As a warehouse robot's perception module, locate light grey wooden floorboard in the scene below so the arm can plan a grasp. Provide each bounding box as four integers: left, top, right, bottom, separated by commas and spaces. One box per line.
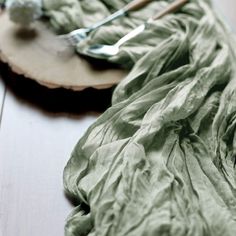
214, 0, 236, 31
0, 90, 97, 236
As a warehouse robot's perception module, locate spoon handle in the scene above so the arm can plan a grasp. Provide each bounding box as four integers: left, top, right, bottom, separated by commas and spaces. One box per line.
124, 0, 153, 12
150, 0, 188, 22
116, 24, 146, 47
116, 0, 188, 48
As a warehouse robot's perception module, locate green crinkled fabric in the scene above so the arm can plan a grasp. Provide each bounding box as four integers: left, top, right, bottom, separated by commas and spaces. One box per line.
44, 0, 236, 235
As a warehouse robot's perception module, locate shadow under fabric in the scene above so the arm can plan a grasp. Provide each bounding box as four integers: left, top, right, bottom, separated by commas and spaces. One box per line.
42, 0, 236, 235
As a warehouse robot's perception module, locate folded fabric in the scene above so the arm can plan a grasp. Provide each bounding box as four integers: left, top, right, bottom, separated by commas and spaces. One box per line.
55, 0, 236, 235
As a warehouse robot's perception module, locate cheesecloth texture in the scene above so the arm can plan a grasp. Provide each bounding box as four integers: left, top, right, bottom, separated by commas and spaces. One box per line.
43, 0, 236, 235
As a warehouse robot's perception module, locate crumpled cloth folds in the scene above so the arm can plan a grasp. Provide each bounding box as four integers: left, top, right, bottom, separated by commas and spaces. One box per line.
44, 0, 236, 235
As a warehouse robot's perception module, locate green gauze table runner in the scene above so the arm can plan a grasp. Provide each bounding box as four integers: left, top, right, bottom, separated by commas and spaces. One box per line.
43, 0, 236, 235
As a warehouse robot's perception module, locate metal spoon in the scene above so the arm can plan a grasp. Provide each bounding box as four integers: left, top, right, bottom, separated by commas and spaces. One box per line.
62, 0, 154, 46
85, 0, 188, 59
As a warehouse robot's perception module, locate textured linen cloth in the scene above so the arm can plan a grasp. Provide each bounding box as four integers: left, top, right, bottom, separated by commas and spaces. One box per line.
43, 0, 236, 235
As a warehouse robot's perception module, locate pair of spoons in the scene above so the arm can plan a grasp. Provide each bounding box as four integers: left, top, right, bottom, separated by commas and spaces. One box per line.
63, 0, 188, 59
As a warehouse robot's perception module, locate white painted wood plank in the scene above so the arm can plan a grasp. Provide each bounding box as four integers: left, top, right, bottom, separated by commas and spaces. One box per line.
214, 0, 236, 31
0, 90, 97, 236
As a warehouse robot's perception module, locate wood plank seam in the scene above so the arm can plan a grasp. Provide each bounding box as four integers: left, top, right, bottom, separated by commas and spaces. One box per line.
0, 82, 7, 130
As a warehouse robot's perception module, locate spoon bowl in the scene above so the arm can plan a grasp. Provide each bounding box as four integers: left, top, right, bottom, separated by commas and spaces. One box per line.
86, 44, 120, 59
85, 24, 147, 59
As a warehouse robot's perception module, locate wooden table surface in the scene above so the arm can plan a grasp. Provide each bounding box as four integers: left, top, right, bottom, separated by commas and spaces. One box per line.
0, 1, 235, 236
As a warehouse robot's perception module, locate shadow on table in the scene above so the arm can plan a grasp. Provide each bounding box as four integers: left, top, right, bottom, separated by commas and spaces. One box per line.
0, 62, 114, 115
